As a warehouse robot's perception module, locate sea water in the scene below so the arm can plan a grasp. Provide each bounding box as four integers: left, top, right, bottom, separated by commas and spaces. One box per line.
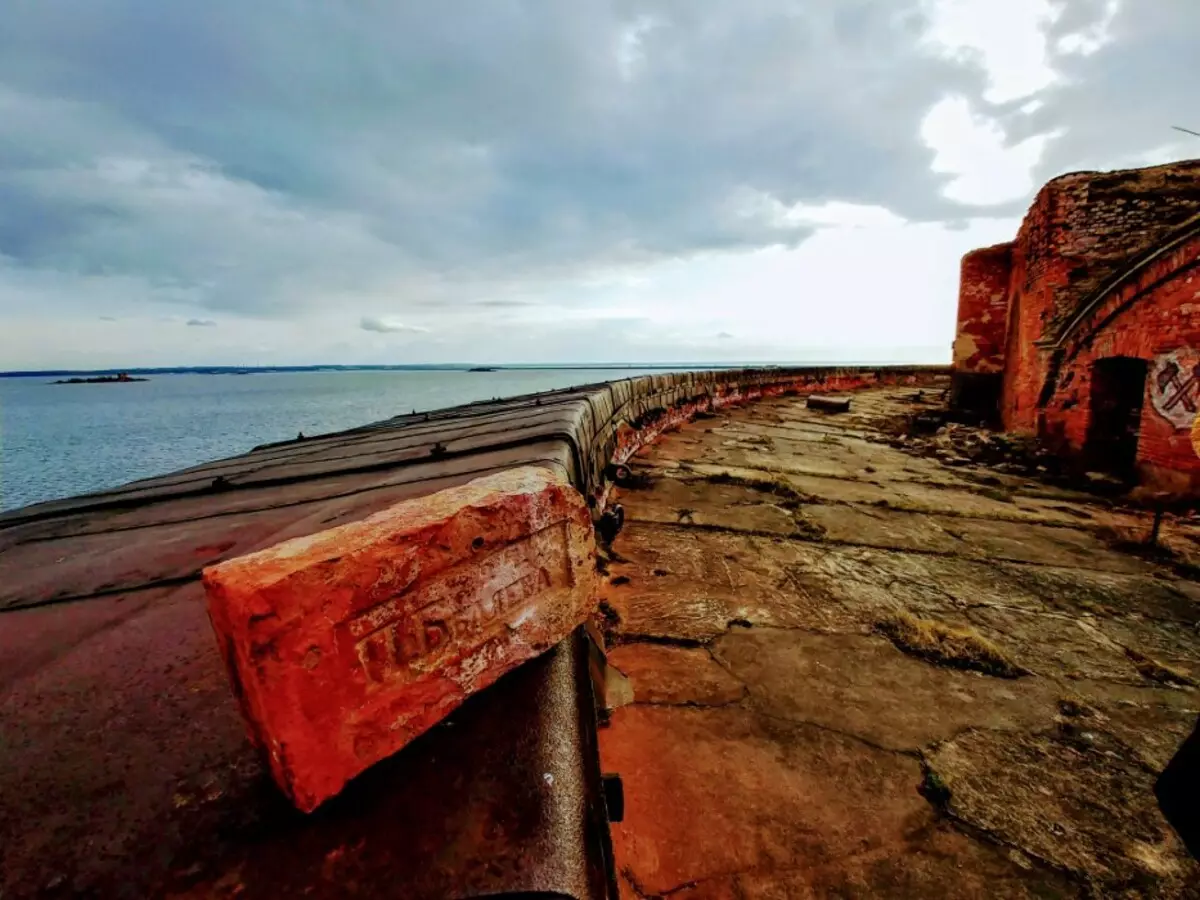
0, 368, 676, 512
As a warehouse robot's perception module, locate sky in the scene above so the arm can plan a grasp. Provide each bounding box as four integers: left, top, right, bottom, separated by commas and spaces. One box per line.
0, 0, 1196, 369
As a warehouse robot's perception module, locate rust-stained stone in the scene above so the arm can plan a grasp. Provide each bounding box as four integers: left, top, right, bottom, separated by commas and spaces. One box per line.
602, 525, 813, 642
202, 465, 596, 811
605, 643, 744, 707
601, 704, 933, 898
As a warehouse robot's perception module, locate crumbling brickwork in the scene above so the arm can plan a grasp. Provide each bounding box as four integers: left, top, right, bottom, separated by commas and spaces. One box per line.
952, 159, 1200, 493
953, 242, 1013, 374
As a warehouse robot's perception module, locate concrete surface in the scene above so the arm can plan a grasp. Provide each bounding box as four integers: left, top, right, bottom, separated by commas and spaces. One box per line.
600, 385, 1200, 898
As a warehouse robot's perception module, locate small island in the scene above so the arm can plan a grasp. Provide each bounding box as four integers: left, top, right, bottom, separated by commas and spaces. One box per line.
53, 372, 148, 385
467, 366, 499, 372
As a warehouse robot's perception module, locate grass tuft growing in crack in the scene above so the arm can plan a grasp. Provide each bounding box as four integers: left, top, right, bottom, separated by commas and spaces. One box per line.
876, 611, 1027, 679
700, 470, 828, 539
701, 470, 817, 510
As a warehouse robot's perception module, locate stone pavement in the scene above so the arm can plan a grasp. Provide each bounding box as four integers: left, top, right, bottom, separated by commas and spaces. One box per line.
598, 385, 1200, 898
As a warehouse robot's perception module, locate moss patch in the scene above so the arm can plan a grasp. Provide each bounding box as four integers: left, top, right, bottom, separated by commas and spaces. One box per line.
876, 612, 1027, 679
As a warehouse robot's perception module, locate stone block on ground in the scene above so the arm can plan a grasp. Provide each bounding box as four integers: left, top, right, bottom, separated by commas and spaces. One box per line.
202, 465, 597, 812
807, 394, 851, 413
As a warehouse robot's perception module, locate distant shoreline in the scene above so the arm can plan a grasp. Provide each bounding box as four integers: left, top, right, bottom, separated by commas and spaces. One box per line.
0, 361, 928, 379
3, 363, 757, 379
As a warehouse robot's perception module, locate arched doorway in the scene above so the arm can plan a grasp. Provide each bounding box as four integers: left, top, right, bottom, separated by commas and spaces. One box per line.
1085, 356, 1149, 478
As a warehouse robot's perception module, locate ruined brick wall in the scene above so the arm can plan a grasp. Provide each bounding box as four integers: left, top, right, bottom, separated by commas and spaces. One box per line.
1036, 232, 1200, 491
998, 160, 1200, 432
952, 242, 1013, 374
952, 159, 1200, 491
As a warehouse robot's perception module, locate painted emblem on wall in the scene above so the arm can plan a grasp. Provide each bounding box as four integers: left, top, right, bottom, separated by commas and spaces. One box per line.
1151, 350, 1200, 430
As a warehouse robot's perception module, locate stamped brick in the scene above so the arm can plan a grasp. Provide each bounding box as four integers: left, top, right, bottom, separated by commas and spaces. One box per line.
202, 465, 597, 811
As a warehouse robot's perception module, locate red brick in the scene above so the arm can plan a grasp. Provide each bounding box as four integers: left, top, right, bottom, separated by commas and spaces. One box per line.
953, 242, 1013, 375
202, 465, 597, 811
951, 160, 1200, 492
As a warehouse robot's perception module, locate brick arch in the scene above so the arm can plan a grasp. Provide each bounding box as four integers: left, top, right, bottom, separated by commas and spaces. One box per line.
1039, 224, 1200, 409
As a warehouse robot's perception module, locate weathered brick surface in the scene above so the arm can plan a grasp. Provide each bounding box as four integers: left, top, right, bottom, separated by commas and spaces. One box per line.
952, 242, 1013, 374
953, 159, 1200, 491
999, 161, 1200, 432
1039, 235, 1200, 490
202, 465, 596, 811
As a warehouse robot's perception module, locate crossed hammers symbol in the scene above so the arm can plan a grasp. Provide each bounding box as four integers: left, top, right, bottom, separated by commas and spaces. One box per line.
1156, 360, 1200, 414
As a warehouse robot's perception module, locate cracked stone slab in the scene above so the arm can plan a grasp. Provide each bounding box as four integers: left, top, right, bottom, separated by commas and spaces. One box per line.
803, 504, 1156, 572
604, 526, 813, 641
601, 583, 810, 643
606, 385, 1200, 899
928, 728, 1200, 894
665, 823, 1082, 899
779, 544, 1055, 620
713, 629, 1061, 752
802, 503, 967, 554
1098, 616, 1200, 678
961, 606, 1142, 683
995, 563, 1200, 626
618, 475, 799, 536
605, 643, 744, 707
1055, 679, 1200, 771
600, 704, 931, 898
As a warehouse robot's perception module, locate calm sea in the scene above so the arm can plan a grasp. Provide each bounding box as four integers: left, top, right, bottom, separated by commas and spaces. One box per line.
0, 368, 675, 512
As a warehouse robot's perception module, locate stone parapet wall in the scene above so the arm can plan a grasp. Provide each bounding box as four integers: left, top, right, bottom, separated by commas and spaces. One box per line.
561, 366, 943, 511
0, 366, 941, 535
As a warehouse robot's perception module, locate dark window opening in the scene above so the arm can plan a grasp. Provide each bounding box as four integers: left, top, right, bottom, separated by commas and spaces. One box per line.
1085, 356, 1148, 478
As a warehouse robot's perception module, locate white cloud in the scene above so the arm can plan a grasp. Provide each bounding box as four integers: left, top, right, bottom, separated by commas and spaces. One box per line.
1056, 0, 1120, 56
615, 16, 659, 81
0, 0, 1192, 370
359, 316, 430, 334
921, 95, 1057, 205
922, 0, 1061, 102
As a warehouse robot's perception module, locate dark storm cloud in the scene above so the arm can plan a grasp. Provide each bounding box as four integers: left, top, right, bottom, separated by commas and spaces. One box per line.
186, 318, 217, 327
0, 0, 994, 320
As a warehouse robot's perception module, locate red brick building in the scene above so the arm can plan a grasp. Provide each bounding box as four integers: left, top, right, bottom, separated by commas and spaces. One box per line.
951, 160, 1200, 494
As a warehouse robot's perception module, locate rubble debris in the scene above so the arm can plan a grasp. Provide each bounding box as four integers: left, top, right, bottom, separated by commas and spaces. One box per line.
876, 405, 1084, 486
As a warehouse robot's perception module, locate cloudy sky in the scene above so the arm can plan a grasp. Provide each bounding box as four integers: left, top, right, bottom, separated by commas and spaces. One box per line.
0, 0, 1195, 369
